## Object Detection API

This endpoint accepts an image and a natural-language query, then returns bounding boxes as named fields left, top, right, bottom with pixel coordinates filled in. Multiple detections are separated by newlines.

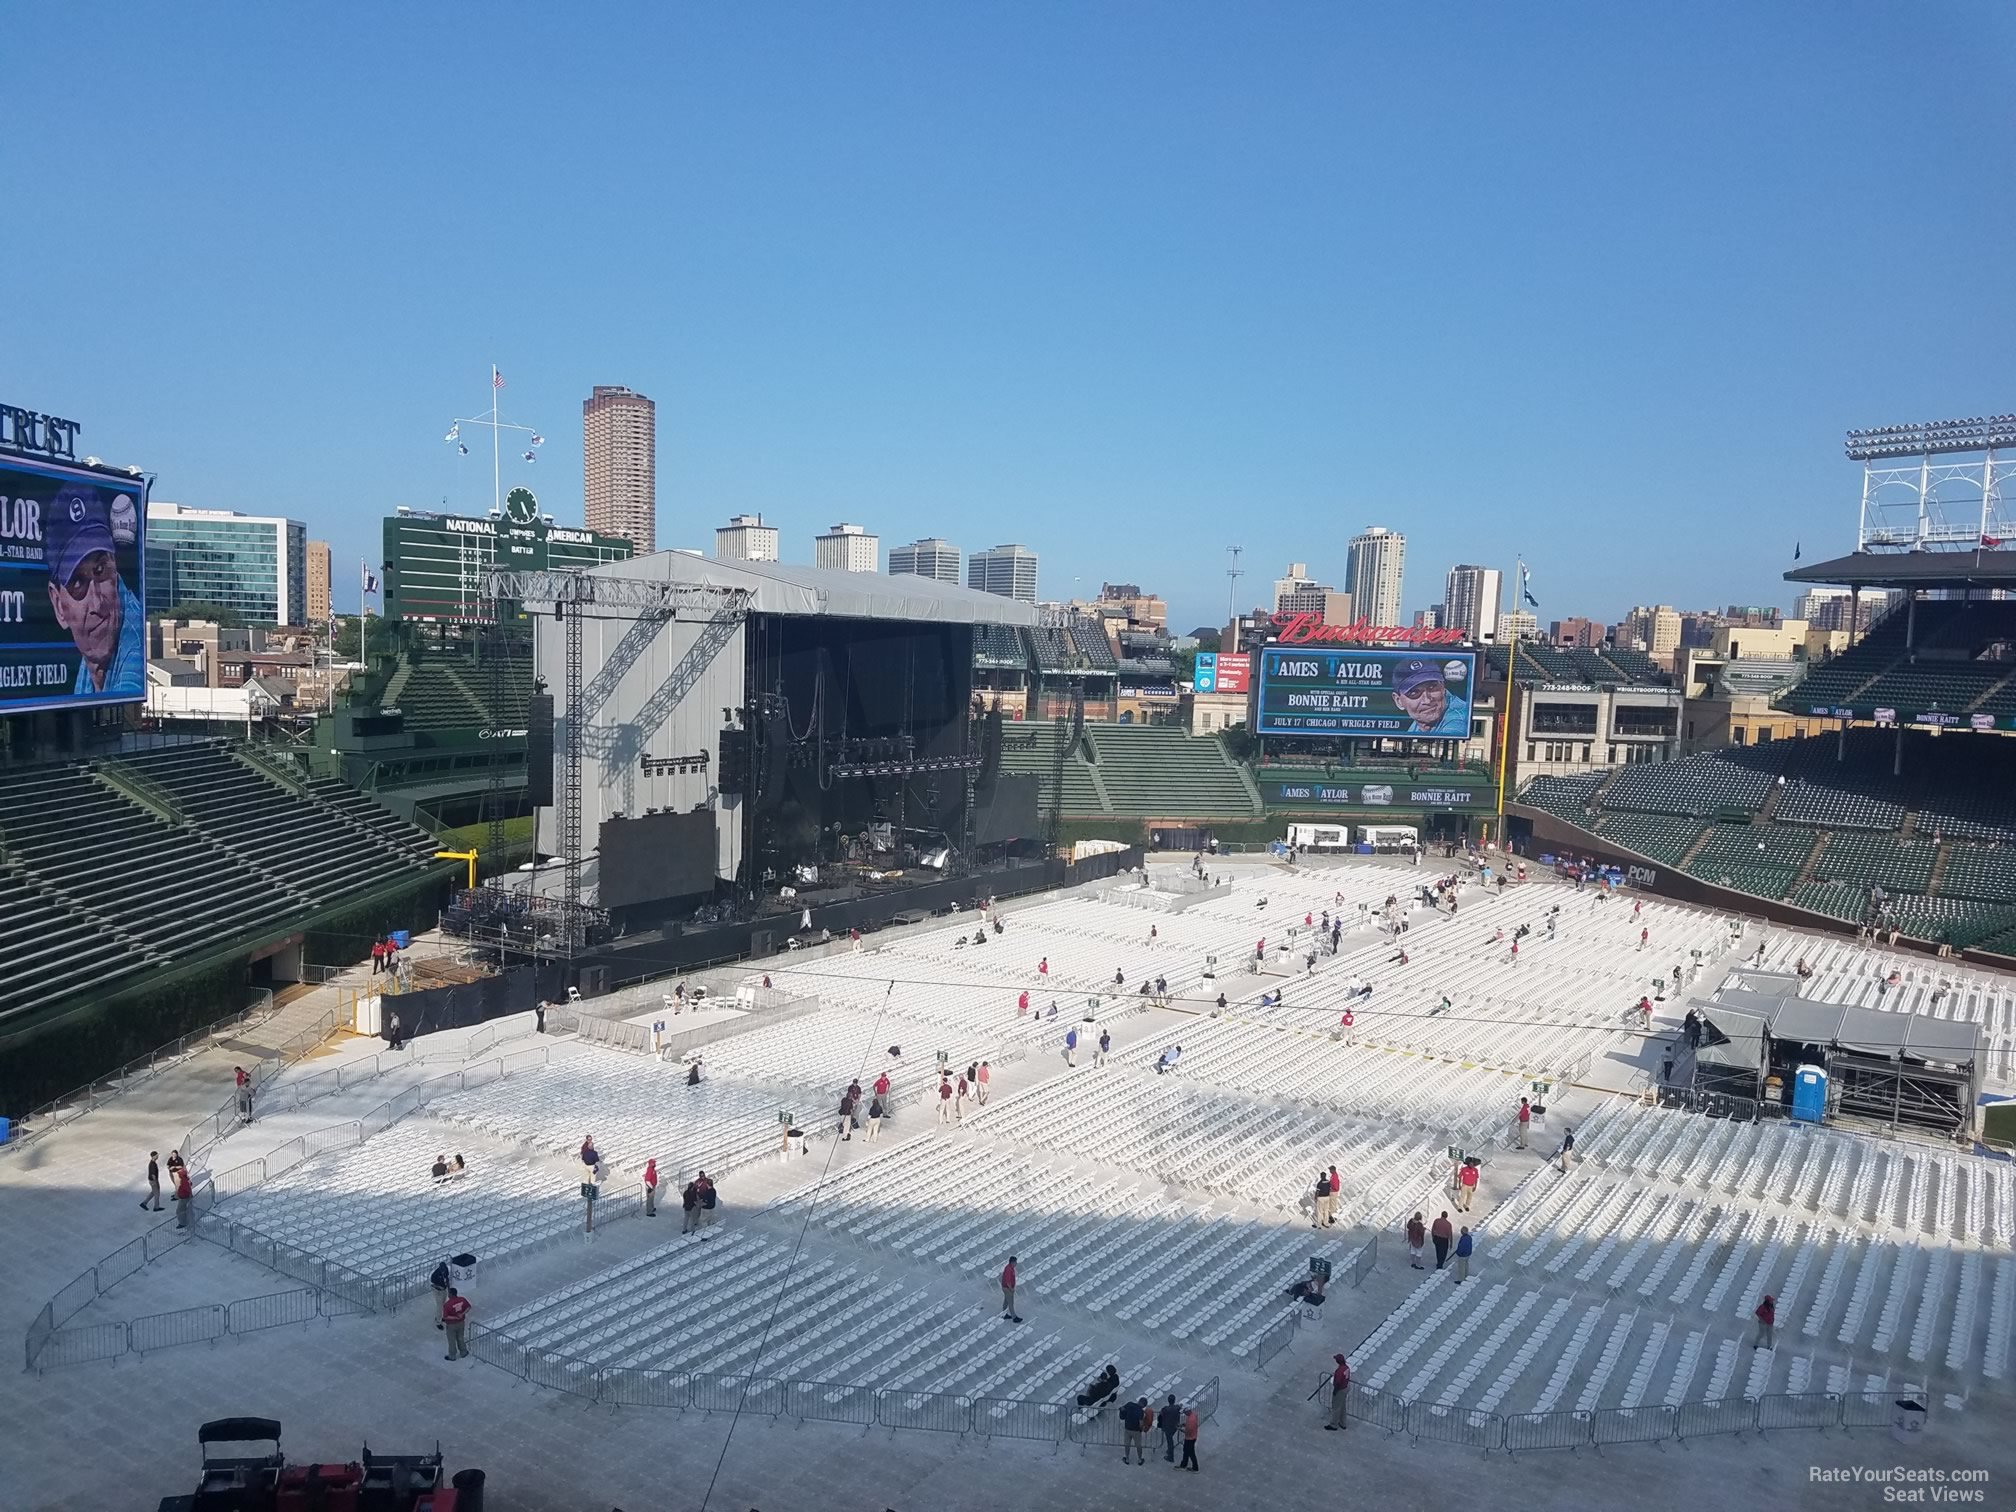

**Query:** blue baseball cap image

left=44, top=486, right=117, bottom=585
left=1393, top=658, right=1444, bottom=693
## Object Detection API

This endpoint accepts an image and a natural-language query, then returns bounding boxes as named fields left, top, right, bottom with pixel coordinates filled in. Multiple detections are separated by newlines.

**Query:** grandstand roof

left=597, top=554, right=1037, bottom=626
left=1786, top=549, right=2016, bottom=590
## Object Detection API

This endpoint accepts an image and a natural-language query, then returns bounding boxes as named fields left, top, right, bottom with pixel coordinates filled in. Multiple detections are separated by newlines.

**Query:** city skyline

left=13, top=7, right=2013, bottom=634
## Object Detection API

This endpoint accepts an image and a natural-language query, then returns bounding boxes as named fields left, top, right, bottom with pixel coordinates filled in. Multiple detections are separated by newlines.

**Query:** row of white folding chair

left=1475, top=1295, right=1571, bottom=1414
left=1400, top=1281, right=1511, bottom=1403
left=664, top=1262, right=864, bottom=1376
left=1983, top=1257, right=2014, bottom=1381
left=756, top=1284, right=937, bottom=1383
left=1868, top=1243, right=1922, bottom=1355
left=1364, top=1281, right=1471, bottom=1393
left=808, top=1296, right=966, bottom=1392
left=589, top=1247, right=819, bottom=1366
left=496, top=1232, right=755, bottom=1344
left=1574, top=1309, right=1641, bottom=1413
left=1528, top=1303, right=1605, bottom=1414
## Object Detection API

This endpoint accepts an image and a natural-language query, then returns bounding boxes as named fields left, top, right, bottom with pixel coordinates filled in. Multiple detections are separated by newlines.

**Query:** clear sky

left=12, top=3, right=2014, bottom=632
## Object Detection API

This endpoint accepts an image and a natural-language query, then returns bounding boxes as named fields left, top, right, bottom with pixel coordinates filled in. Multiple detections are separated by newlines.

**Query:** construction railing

left=1313, top=1376, right=1928, bottom=1452
left=1252, top=1234, right=1379, bottom=1371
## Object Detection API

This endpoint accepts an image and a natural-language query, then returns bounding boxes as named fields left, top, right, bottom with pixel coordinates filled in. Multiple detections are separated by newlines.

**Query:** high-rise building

left=1345, top=526, right=1406, bottom=626
left=1499, top=609, right=1539, bottom=642
left=968, top=544, right=1039, bottom=602
left=1442, top=564, right=1502, bottom=642
left=1551, top=616, right=1603, bottom=648
left=1621, top=604, right=1683, bottom=662
left=715, top=514, right=780, bottom=563
left=1413, top=606, right=1443, bottom=630
left=144, top=503, right=308, bottom=625
left=888, top=537, right=962, bottom=583
left=813, top=522, right=879, bottom=572
left=305, top=540, right=331, bottom=624
left=582, top=385, right=657, bottom=554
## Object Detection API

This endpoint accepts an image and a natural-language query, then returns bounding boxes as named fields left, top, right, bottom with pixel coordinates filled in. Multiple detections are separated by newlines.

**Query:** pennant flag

left=522, top=449, right=537, bottom=463
left=457, top=443, right=469, bottom=455
left=1983, top=534, right=2004, bottom=548
left=1519, top=562, right=1539, bottom=609
left=361, top=560, right=380, bottom=594
left=444, top=423, right=460, bottom=443
left=1793, top=541, right=1802, bottom=560
left=531, top=433, right=545, bottom=447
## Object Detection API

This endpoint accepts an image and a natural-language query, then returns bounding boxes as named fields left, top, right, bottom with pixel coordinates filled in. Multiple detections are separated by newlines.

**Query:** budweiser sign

left=1269, top=612, right=1467, bottom=647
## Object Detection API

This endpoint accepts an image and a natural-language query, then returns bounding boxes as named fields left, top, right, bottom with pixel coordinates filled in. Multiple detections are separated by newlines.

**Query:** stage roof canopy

left=1761, top=998, right=1983, bottom=1064
left=593, top=553, right=1038, bottom=627
left=1785, top=549, right=2016, bottom=591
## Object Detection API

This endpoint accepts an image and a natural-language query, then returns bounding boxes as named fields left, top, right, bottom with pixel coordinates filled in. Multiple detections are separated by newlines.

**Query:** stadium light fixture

left=1845, top=414, right=2016, bottom=460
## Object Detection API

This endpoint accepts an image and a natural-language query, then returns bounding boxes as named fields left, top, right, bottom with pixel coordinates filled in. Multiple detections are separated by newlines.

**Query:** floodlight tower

left=1848, top=414, right=2016, bottom=553
left=1226, top=545, right=1244, bottom=624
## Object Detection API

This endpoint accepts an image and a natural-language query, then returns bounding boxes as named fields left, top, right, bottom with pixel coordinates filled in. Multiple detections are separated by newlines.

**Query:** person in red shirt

left=1017, top=989, right=1029, bottom=1016
left=233, top=1066, right=253, bottom=1123
left=1000, top=1255, right=1021, bottom=1322
left=976, top=1061, right=990, bottom=1105
left=642, top=1157, right=658, bottom=1217
left=1038, top=957, right=1049, bottom=978
left=1753, top=1295, right=1776, bottom=1350
left=938, top=1076, right=953, bottom=1124
left=1326, top=1165, right=1341, bottom=1225
left=370, top=939, right=384, bottom=975
left=1516, top=1096, right=1532, bottom=1149
left=873, top=1070, right=890, bottom=1100
left=173, top=1162, right=194, bottom=1229
left=1326, top=1354, right=1351, bottom=1430
left=441, top=1287, right=472, bottom=1359
left=1179, top=1405, right=1200, bottom=1471
left=1431, top=1211, right=1454, bottom=1269
left=1456, top=1160, right=1479, bottom=1211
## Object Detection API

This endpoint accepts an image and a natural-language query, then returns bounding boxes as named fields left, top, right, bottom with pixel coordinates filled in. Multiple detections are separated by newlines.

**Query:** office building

left=814, top=522, right=879, bottom=573
left=1499, top=609, right=1539, bottom=642
left=305, top=540, right=331, bottom=624
left=715, top=514, right=780, bottom=563
left=1442, top=564, right=1502, bottom=642
left=1620, top=604, right=1683, bottom=664
left=144, top=503, right=308, bottom=625
left=1345, top=526, right=1406, bottom=626
left=1413, top=606, right=1443, bottom=630
left=582, top=385, right=657, bottom=554
left=968, top=543, right=1039, bottom=602
left=888, top=537, right=961, bottom=583
left=1551, top=616, right=1604, bottom=648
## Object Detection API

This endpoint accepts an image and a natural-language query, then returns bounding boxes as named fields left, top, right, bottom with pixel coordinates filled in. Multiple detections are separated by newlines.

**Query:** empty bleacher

left=1081, top=725, right=1259, bottom=818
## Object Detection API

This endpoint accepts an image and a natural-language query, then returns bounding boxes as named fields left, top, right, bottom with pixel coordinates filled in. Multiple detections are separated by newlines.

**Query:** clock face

left=505, top=487, right=540, bottom=525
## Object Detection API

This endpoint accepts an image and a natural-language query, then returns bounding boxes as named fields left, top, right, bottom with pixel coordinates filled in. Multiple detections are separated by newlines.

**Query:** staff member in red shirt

left=1000, top=1255, right=1022, bottom=1322
left=1326, top=1355, right=1351, bottom=1430
left=441, top=1287, right=472, bottom=1360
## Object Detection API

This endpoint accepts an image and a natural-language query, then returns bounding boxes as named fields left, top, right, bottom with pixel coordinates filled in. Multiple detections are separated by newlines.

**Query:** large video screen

left=0, top=457, right=149, bottom=714
left=1256, top=647, right=1475, bottom=738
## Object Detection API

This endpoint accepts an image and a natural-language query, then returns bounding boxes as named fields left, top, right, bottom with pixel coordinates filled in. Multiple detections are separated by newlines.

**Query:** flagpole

left=360, top=557, right=369, bottom=677
left=490, top=365, right=503, bottom=520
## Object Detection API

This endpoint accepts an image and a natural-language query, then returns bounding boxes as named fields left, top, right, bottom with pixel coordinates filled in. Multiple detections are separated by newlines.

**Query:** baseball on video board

left=1257, top=646, right=1475, bottom=738
left=0, top=457, right=149, bottom=714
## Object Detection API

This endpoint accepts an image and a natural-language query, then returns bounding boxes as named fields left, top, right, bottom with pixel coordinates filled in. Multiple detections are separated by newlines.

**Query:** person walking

left=642, top=1157, right=659, bottom=1217
left=1515, top=1097, right=1531, bottom=1149
left=1312, top=1169, right=1332, bottom=1230
left=1156, top=1395, right=1181, bottom=1462
left=172, top=1161, right=194, bottom=1229
left=1178, top=1404, right=1200, bottom=1471
left=1325, top=1354, right=1351, bottom=1430
left=1431, top=1211, right=1453, bottom=1269
left=1406, top=1212, right=1427, bottom=1269
left=937, top=1076, right=954, bottom=1124
left=441, top=1287, right=471, bottom=1360
left=1456, top=1159, right=1479, bottom=1212
left=953, top=1073, right=968, bottom=1124
left=1752, top=1294, right=1776, bottom=1350
left=1000, top=1254, right=1022, bottom=1322
left=234, top=1066, right=254, bottom=1124
left=1064, top=1026, right=1078, bottom=1067
left=142, top=1150, right=162, bottom=1211
left=1120, top=1397, right=1148, bottom=1464
left=866, top=1094, right=884, bottom=1141
left=1558, top=1128, right=1577, bottom=1174
left=1095, top=1029, right=1111, bottom=1068
left=1454, top=1226, right=1474, bottom=1283
left=976, top=1061, right=990, bottom=1105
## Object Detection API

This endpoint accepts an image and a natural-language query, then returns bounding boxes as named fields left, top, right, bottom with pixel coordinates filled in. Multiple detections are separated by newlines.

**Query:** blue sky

left=12, top=3, right=2014, bottom=631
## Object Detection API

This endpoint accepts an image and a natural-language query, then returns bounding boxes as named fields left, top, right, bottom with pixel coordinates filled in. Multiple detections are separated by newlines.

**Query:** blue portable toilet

left=1791, top=1063, right=1828, bottom=1124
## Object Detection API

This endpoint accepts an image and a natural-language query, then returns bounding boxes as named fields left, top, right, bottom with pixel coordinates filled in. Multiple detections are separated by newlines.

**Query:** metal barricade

left=524, top=1350, right=600, bottom=1399
left=50, top=1269, right=98, bottom=1326
left=96, top=1236, right=147, bottom=1291
left=1674, top=1397, right=1756, bottom=1440
left=876, top=1389, right=974, bottom=1435
left=1504, top=1409, right=1593, bottom=1453
left=229, top=1225, right=278, bottom=1269
left=461, top=1058, right=503, bottom=1091
left=291, top=1068, right=340, bottom=1105
left=1066, top=1401, right=1128, bottom=1446
left=501, top=1046, right=549, bottom=1075
left=1349, top=1234, right=1379, bottom=1288
left=1591, top=1405, right=1675, bottom=1446
left=25, top=1302, right=53, bottom=1371
left=1841, top=1389, right=1916, bottom=1429
left=1346, top=1383, right=1409, bottom=1434
left=971, top=1394, right=1065, bottom=1442
left=302, top=1121, right=361, bottom=1159
left=1253, top=1310, right=1298, bottom=1369
left=688, top=1371, right=785, bottom=1415
left=1190, top=1376, right=1221, bottom=1420
left=37, top=1322, right=129, bottom=1369
left=227, top=1289, right=320, bottom=1335
left=1756, top=1392, right=1839, bottom=1433
left=1408, top=1402, right=1504, bottom=1450
left=600, top=1367, right=686, bottom=1408
left=131, top=1304, right=227, bottom=1354
left=210, top=1159, right=268, bottom=1198
left=788, top=1379, right=877, bottom=1426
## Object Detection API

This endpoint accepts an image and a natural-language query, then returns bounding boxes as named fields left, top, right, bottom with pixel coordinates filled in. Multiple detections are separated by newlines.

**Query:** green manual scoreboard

left=382, top=490, right=634, bottom=623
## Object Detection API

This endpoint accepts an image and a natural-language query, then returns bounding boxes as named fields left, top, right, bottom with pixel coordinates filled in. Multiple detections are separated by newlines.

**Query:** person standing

left=681, top=1176, right=701, bottom=1235
left=1515, top=1097, right=1531, bottom=1149
left=1406, top=1212, right=1427, bottom=1269
left=1312, top=1170, right=1332, bottom=1230
left=172, top=1161, right=194, bottom=1229
left=534, top=1001, right=546, bottom=1034
left=430, top=1258, right=453, bottom=1325
left=1000, top=1254, right=1022, bottom=1322
left=1752, top=1294, right=1776, bottom=1350
left=234, top=1066, right=254, bottom=1123
left=441, top=1287, right=471, bottom=1360
left=954, top=1073, right=968, bottom=1124
left=142, top=1150, right=162, bottom=1211
left=1431, top=1211, right=1453, bottom=1269
left=1454, top=1226, right=1474, bottom=1283
left=642, top=1157, right=659, bottom=1216
left=1558, top=1128, right=1577, bottom=1174
left=1017, top=989, right=1029, bottom=1016
left=1120, top=1396, right=1148, bottom=1464
left=838, top=1088, right=856, bottom=1141
left=697, top=1172, right=718, bottom=1234
left=976, top=1061, right=990, bottom=1105
left=1095, top=1029, right=1111, bottom=1068
left=1064, top=1027, right=1078, bottom=1067
left=1156, top=1395, right=1181, bottom=1462
left=1326, top=1354, right=1351, bottom=1430
left=1178, top=1404, right=1200, bottom=1471
left=1456, top=1160, right=1479, bottom=1212
left=866, top=1094, right=884, bottom=1141
left=937, top=1076, right=954, bottom=1124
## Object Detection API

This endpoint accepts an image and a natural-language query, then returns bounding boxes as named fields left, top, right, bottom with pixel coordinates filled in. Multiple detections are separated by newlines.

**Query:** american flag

left=492, top=367, right=505, bottom=390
